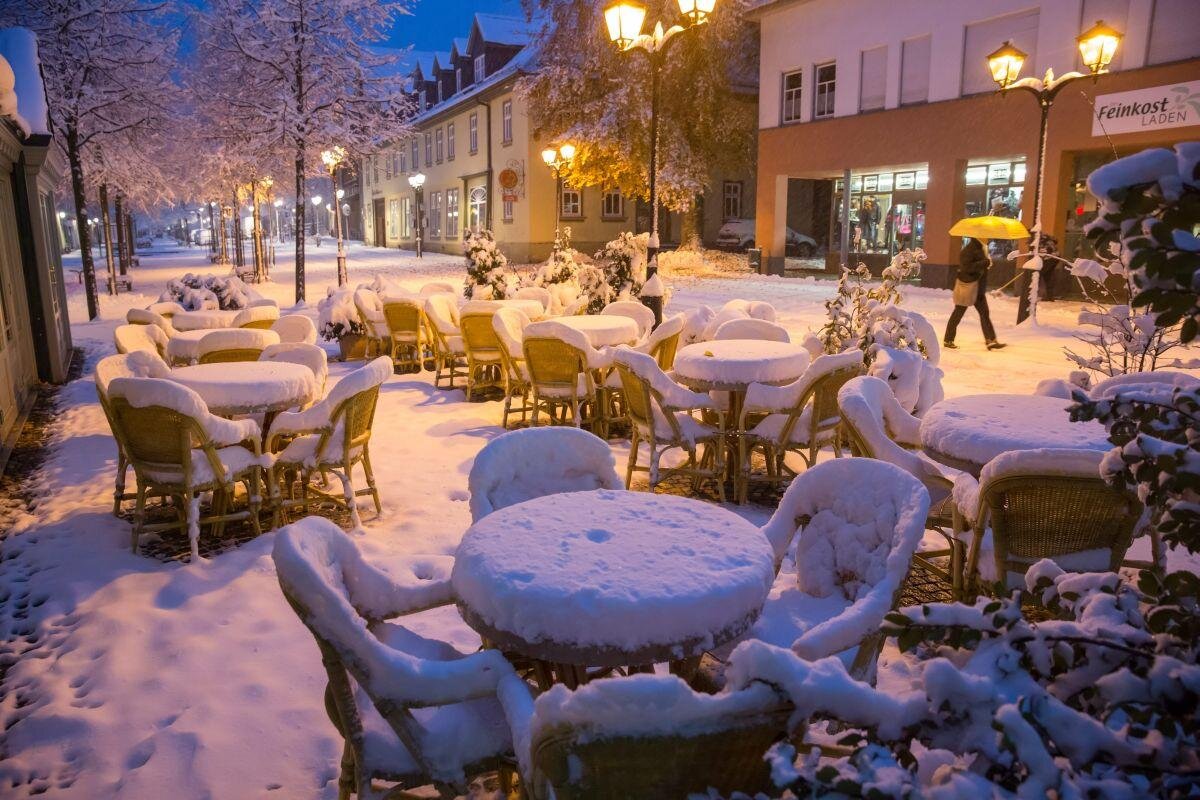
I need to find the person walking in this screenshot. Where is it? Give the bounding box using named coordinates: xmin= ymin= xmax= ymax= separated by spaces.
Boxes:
xmin=944 ymin=237 xmax=1005 ymax=350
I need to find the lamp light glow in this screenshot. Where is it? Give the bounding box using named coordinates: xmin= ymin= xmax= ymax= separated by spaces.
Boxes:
xmin=677 ymin=0 xmax=715 ymax=25
xmin=541 ymin=148 xmax=558 ymax=166
xmin=986 ymin=40 xmax=1027 ymax=90
xmin=408 ymin=172 xmax=426 ymax=189
xmin=604 ymin=1 xmax=646 ymax=48
xmin=559 ymin=143 xmax=576 ymax=161
xmin=1077 ymin=20 xmax=1121 ymax=75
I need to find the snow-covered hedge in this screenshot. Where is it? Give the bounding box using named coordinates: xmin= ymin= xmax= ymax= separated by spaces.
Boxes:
xmin=160 ymin=272 xmax=260 ymax=310
xmin=463 ymin=229 xmax=516 ymax=300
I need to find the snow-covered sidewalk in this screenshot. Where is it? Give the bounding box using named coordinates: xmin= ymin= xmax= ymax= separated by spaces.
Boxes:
xmin=0 ymin=241 xmax=1184 ymax=797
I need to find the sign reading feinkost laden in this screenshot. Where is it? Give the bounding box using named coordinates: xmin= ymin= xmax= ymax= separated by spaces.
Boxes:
xmin=1092 ymin=80 xmax=1200 ymax=136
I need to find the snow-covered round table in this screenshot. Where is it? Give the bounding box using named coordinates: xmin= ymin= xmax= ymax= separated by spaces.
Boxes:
xmin=452 ymin=489 xmax=774 ymax=686
xmin=552 ymin=315 xmax=640 ymax=348
xmin=165 ymin=328 xmax=242 ymax=365
xmin=171 ymin=309 xmax=242 ymax=332
xmin=919 ymin=394 xmax=1110 ymax=476
xmin=673 ymin=340 xmax=810 ymax=392
xmin=168 ymin=362 xmax=318 ymax=418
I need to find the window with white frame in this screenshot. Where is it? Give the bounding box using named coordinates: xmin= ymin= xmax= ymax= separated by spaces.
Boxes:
xmin=429 ymin=191 xmax=442 ymax=236
xmin=401 ymin=197 xmax=412 ymax=237
xmin=501 ymin=100 xmax=512 ymax=144
xmin=456 ymin=68 xmax=463 ymax=92
xmin=859 ymin=47 xmax=886 ymax=112
xmin=722 ymin=181 xmax=742 ymax=220
xmin=364 ymin=158 xmax=371 ymax=186
xmin=469 ymin=113 xmax=478 ymax=153
xmin=435 ymin=128 xmax=444 ymax=162
xmin=424 ymin=132 xmax=432 ymax=164
xmin=411 ymin=138 xmax=418 ymax=169
xmin=781 ymin=71 xmax=803 ymax=123
xmin=900 ymin=35 xmax=931 ymax=105
xmin=372 ymin=156 xmax=379 ymax=183
xmin=400 ymin=148 xmax=406 ymax=173
xmin=502 ymin=198 xmax=513 ymax=222
xmin=602 ymin=190 xmax=623 ymax=218
xmin=447 ymin=123 xmax=455 ymax=160
xmin=474 ymin=54 xmax=486 ymax=83
xmin=469 ymin=186 xmax=487 ymax=230
xmin=813 ymin=62 xmax=836 ymax=118
xmin=561 ymin=186 xmax=582 ymax=218
xmin=446 ymin=189 xmax=459 ymax=237
xmin=387 ymin=198 xmax=399 ymax=238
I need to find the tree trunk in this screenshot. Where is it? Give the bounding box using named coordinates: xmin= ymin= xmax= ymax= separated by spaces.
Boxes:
xmin=680 ymin=195 xmax=703 ymax=250
xmin=232 ymin=192 xmax=244 ymax=273
xmin=65 ymin=122 xmax=98 ymax=320
xmin=115 ymin=194 xmax=129 ymax=275
xmin=126 ymin=208 xmax=136 ymax=257
xmin=294 ymin=148 xmax=306 ymax=304
xmin=98 ymin=183 xmax=117 ymax=294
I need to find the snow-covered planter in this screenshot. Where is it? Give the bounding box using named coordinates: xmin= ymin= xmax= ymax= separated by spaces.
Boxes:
xmin=463 ymin=229 xmax=516 ymax=300
xmin=529 ymin=228 xmax=583 ymax=314
xmin=317 ymin=287 xmax=368 ymax=358
xmin=160 ymin=272 xmax=260 ymax=310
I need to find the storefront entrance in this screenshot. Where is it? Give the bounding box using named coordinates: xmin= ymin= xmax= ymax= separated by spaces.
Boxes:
xmin=831 ymin=167 xmax=929 ymax=265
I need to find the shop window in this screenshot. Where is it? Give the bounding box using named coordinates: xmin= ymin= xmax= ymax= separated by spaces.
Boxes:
xmin=469 ymin=113 xmax=479 ymax=154
xmin=429 ymin=191 xmax=442 ymax=237
xmin=781 ymin=70 xmax=803 ymax=123
xmin=1147 ymin=0 xmax=1200 ymax=65
xmin=722 ymin=181 xmax=742 ymax=220
xmin=813 ymin=63 xmax=836 ymax=119
xmin=447 ymin=123 xmax=455 ymax=161
xmin=502 ymin=100 xmax=513 ymax=144
xmin=962 ymin=9 xmax=1039 ymax=96
xmin=900 ymin=35 xmax=930 ymax=105
xmin=446 ymin=189 xmax=459 ymax=237
xmin=602 ymin=190 xmax=624 ymax=219
xmin=561 ymin=187 xmax=582 ymax=218
xmin=859 ymin=47 xmax=886 ymax=112
xmin=832 ymin=167 xmax=929 ymax=256
xmin=401 ymin=197 xmax=411 ymax=237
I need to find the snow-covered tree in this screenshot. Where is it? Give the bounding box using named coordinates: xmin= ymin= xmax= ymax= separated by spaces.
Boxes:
xmin=518 ymin=0 xmax=757 ymax=215
xmin=463 ymin=229 xmax=515 ymax=300
xmin=585 ymin=231 xmax=647 ymax=312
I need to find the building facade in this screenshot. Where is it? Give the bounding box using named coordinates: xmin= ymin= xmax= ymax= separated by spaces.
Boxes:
xmin=0 ymin=28 xmax=73 ymax=448
xmin=750 ymin=0 xmax=1200 ymax=289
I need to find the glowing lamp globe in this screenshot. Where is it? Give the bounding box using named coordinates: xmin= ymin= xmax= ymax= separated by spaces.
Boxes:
xmin=311 ymin=195 xmax=323 ymax=206
xmin=541 ymin=147 xmax=558 ymax=166
xmin=986 ymin=40 xmax=1027 ymax=90
xmin=1078 ymin=20 xmax=1121 ymax=75
xmin=559 ymin=143 xmax=576 ymax=161
xmin=320 ymin=147 xmax=345 ymax=171
xmin=408 ymin=172 xmax=426 ymax=189
xmin=677 ymin=0 xmax=716 ymax=25
xmin=604 ymin=1 xmax=646 ymax=49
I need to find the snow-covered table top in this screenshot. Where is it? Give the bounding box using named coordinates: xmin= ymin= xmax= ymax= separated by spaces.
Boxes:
xmin=470 ymin=298 xmax=546 ymax=320
xmin=673 ymin=340 xmax=811 ymax=391
xmin=171 ymin=309 xmax=242 ymax=332
xmin=552 ymin=315 xmax=640 ymax=348
xmin=168 ymin=362 xmax=318 ymax=416
xmin=452 ymin=489 xmax=774 ymax=668
xmin=165 ymin=328 xmax=242 ymax=364
xmin=919 ymin=394 xmax=1110 ymax=475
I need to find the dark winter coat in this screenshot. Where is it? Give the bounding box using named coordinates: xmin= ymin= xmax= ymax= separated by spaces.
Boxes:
xmin=956 ymin=238 xmax=990 ymax=283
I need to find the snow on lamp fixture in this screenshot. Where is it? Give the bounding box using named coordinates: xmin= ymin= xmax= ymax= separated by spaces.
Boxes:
xmin=605 ymin=1 xmax=646 ymax=49
xmin=1078 ymin=20 xmax=1121 ymax=75
xmin=986 ymin=41 xmax=1026 ymax=90
xmin=311 ymin=195 xmax=322 ymax=206
xmin=320 ymin=147 xmax=345 ymax=171
xmin=541 ymin=148 xmax=557 ymax=166
xmin=336 ymin=189 xmax=345 ymax=199
xmin=677 ymin=0 xmax=715 ymax=25
xmin=408 ymin=172 xmax=425 ymax=189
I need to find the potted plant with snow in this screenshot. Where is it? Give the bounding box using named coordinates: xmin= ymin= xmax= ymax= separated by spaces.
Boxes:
xmin=317 ymin=288 xmax=369 ymax=360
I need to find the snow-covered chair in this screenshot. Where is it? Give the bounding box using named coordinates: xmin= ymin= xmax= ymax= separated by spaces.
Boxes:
xmin=867 ymin=346 xmax=944 ymax=417
xmin=561 ymin=297 xmax=589 ymax=316
xmin=459 ymin=306 xmax=505 ymax=401
xmin=630 ymin=312 xmax=684 ymax=371
xmin=838 ymin=375 xmax=964 ymax=595
xmin=905 ymin=310 xmax=940 ymax=366
xmin=195 ymin=327 xmax=280 ymax=364
xmin=418 ymin=281 xmax=456 ymax=297
xmin=468 ymin=427 xmax=622 ymax=522
xmin=713 ymin=318 xmax=790 ymax=343
xmin=680 ymin=305 xmax=714 ymax=344
xmin=146 ymin=301 xmax=186 ymax=320
xmin=266 ymin=356 xmax=392 ymax=528
xmin=424 ymin=294 xmax=466 ymax=389
xmin=126 ymin=307 xmax=177 ymax=337
xmin=232 ymin=303 xmax=280 ymax=330
xmin=952 ymin=449 xmax=1144 ymax=599
xmin=271 ymin=516 xmax=532 ymax=798
xmin=95 ymin=351 xmax=171 ymax=515
xmin=259 ymin=343 xmax=329 ymax=398
xmin=746 ymin=301 xmax=777 ymax=322
xmin=114 ymin=323 xmax=169 ymax=359
xmin=515 ymin=286 xmax=552 ymax=315
xmin=738 ymin=351 xmax=865 ymax=502
xmin=246 ymin=298 xmax=277 ymax=310
xmin=527 ymin=674 xmax=790 ymax=800
xmin=601 ymin=300 xmax=655 ymax=338
xmin=381 ymin=299 xmax=424 ymax=373
xmin=753 ymin=458 xmax=928 ymax=678
xmin=270 ymin=314 xmax=318 ymax=345
xmin=611 ymin=347 xmax=726 ymax=500
xmin=492 ymin=308 xmax=533 ymax=428
xmin=700 ymin=302 xmax=750 ymax=341
xmin=522 ymin=320 xmax=611 ymax=430
xmin=106 ymin=376 xmax=265 ymax=561
xmin=353 ymin=289 xmax=389 ymax=357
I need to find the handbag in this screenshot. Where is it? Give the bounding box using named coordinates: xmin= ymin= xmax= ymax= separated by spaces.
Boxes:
xmin=953 ymin=279 xmax=979 ymax=307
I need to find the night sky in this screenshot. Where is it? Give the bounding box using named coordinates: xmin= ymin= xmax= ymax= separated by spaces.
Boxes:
xmin=387 ymin=0 xmax=529 ymax=51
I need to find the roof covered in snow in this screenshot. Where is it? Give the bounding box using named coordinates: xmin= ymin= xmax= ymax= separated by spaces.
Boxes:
xmin=0 ymin=28 xmax=50 ymax=139
xmin=473 ymin=13 xmax=534 ymax=47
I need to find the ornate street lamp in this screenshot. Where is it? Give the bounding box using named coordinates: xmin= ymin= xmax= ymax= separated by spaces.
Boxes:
xmin=541 ymin=143 xmax=576 ymax=242
xmin=321 ymin=147 xmax=349 ymax=285
xmin=605 ymin=0 xmax=715 ymax=327
xmin=408 ymin=172 xmax=426 ymax=258
xmin=987 ymin=20 xmax=1121 ymax=324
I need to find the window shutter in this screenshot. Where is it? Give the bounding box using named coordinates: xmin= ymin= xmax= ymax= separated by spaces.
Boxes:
xmin=900 ymin=36 xmax=930 ymax=105
xmin=859 ymin=46 xmax=887 ymax=111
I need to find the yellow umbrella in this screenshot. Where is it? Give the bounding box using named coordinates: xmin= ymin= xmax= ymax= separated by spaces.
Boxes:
xmin=948 ymin=215 xmax=1030 ymax=241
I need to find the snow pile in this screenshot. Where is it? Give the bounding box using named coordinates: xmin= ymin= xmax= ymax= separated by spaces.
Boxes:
xmin=680 ymin=305 xmax=714 ymax=344
xmin=673 ymin=339 xmax=810 ymax=387
xmin=107 ymin=376 xmax=261 ymax=448
xmin=161 ymin=274 xmax=261 ymax=310
xmin=316 ymin=287 xmax=366 ymax=340
xmin=170 ymin=361 xmax=318 ymax=416
xmin=125 ymin=308 xmax=177 ymax=337
xmin=867 ymin=345 xmax=944 ymax=417
xmin=713 ymin=318 xmax=790 ymax=343
xmin=585 ymin=231 xmax=647 ymax=313
xmin=513 ymin=286 xmax=552 ymax=314
xmin=467 ymin=427 xmax=621 ymax=521
xmin=352 ymin=288 xmax=388 ymax=338
xmin=94 ymin=351 xmax=170 ymax=394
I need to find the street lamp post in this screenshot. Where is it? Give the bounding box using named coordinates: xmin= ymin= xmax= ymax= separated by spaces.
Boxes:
xmin=311 ymin=195 xmax=323 ymax=239
xmin=273 ymin=198 xmax=284 ymax=243
xmin=986 ymin=19 xmax=1122 ymax=325
xmin=408 ymin=172 xmax=426 ymax=258
xmin=541 ymin=143 xmax=576 ymax=243
xmin=605 ymin=0 xmax=715 ymax=327
xmin=321 ymin=147 xmax=348 ymax=286
xmin=336 ymin=188 xmax=349 ymax=244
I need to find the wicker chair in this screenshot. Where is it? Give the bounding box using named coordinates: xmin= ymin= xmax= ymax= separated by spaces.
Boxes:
xmin=105 ymin=376 xmax=264 ymax=561
xmin=631 ymin=313 xmax=684 ymax=371
xmin=266 ymin=357 xmax=392 ymax=528
xmin=272 ymin=517 xmax=532 ymax=800
xmin=424 ymin=294 xmax=467 ymax=390
xmin=271 ymin=314 xmax=318 ymax=345
xmin=418 ymin=281 xmax=456 ymax=297
xmin=601 ymin=301 xmax=655 ymax=339
xmin=953 ymin=448 xmax=1143 ymax=600
xmin=612 ymin=347 xmax=727 ymax=501
xmin=713 ymin=318 xmax=790 ymax=343
xmin=126 ymin=307 xmax=177 ymax=337
xmin=95 ymin=351 xmax=172 ymax=515
xmin=233 ymin=304 xmax=280 ymax=330
xmin=147 ymin=301 xmax=186 ymax=320
xmin=259 ymin=342 xmax=329 ymax=398
xmin=561 ymin=298 xmax=589 ymax=316
xmin=838 ymin=375 xmax=964 ymax=595
xmin=459 ymin=306 xmax=505 ymax=401
xmin=354 ymin=289 xmax=390 ymax=357
xmin=738 ymin=351 xmax=865 ymax=502
xmin=468 ymin=427 xmax=623 ymax=521
xmin=195 ymin=328 xmax=280 ymax=364
xmin=114 ymin=323 xmax=169 ymax=359
xmin=521 ymin=321 xmax=610 ymax=430
xmin=381 ymin=299 xmax=425 ymax=373
xmin=492 ymin=307 xmax=533 ymax=428
xmin=528 ymin=676 xmax=791 ymax=800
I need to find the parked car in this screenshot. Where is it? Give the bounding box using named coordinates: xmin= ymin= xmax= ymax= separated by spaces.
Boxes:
xmin=135 ymin=236 xmax=153 ymax=249
xmin=715 ymin=218 xmax=817 ymax=257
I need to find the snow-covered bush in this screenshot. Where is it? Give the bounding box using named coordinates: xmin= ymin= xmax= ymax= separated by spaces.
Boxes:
xmin=160 ymin=272 xmax=258 ymax=310
xmin=584 ymin=231 xmax=647 ymax=313
xmin=529 ymin=227 xmax=583 ymax=313
xmin=817 ymin=250 xmax=926 ymax=356
xmin=463 ymin=229 xmax=515 ymax=300
xmin=316 ymin=286 xmax=366 ymax=341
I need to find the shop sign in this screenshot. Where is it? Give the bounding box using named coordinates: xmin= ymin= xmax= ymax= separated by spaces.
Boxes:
xmin=915 ymin=170 xmax=928 ymax=190
xmin=1092 ymin=80 xmax=1200 ymax=136
xmin=895 ymin=172 xmax=915 ymax=190
xmin=987 ymin=163 xmax=1011 ymax=185
xmin=499 ymin=159 xmax=525 ymax=202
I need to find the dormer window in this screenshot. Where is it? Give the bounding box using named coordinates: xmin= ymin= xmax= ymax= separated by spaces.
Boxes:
xmin=474 ymin=54 xmax=486 ymax=83
xmin=456 ymin=68 xmax=463 ymax=92
xmin=418 ymin=89 xmax=427 ymax=109
xmin=437 ymin=83 xmax=443 ymax=103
